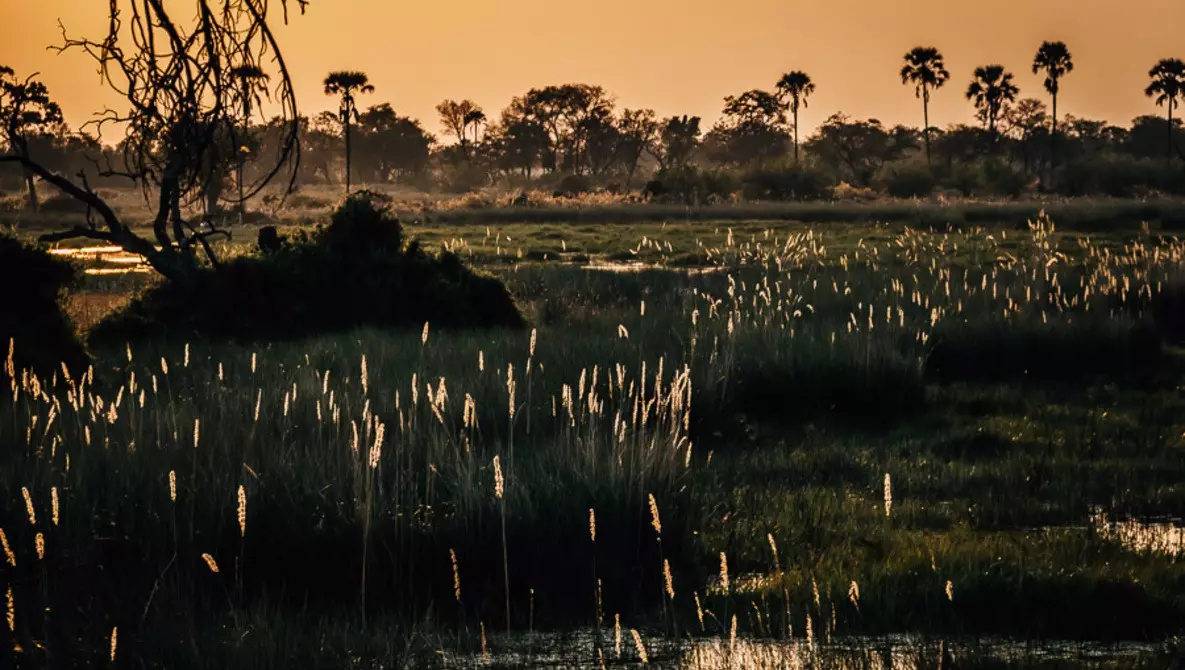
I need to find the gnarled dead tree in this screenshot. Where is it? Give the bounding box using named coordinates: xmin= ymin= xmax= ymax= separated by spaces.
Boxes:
xmin=0 ymin=0 xmax=307 ymax=283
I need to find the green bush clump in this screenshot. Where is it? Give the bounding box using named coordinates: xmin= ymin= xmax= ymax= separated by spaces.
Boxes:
xmin=90 ymin=192 xmax=524 ymax=345
xmin=0 ymin=234 xmax=88 ymax=378
xmin=644 ymin=167 xmax=737 ymax=204
xmin=878 ymin=161 xmax=936 ymax=199
xmin=740 ymin=165 xmax=832 ymax=201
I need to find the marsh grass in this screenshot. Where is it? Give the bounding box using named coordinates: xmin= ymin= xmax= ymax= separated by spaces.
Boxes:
xmin=3 ymin=213 xmax=1185 ymax=666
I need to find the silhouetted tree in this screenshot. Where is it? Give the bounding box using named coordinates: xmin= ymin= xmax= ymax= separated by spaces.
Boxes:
xmin=355 ymin=104 xmax=434 ymax=183
xmin=966 ymin=65 xmax=1020 ymax=144
xmin=806 ymin=114 xmax=909 ymax=186
xmin=1127 ymin=114 xmax=1184 ymax=161
xmin=230 ymin=64 xmax=269 ymax=224
xmin=0 ymin=67 xmax=64 ymax=210
xmin=1001 ymin=98 xmax=1050 ymax=175
xmin=657 ymin=115 xmax=701 ymax=169
xmin=324 ymin=71 xmax=375 ymax=192
xmin=900 ymin=47 xmax=949 ymax=166
xmin=775 ymin=71 xmax=815 ymax=164
xmin=1032 ymin=41 xmax=1074 ymax=168
xmin=509 ymin=84 xmax=613 ymax=173
xmin=490 ymin=108 xmax=550 ymax=177
xmin=1145 ymin=58 xmax=1185 ymax=166
xmin=0 ymin=0 xmax=305 ymax=284
xmin=706 ymin=90 xmax=790 ymax=167
xmin=436 ymin=99 xmax=484 ymax=159
xmin=463 ymin=109 xmax=487 ymax=146
xmin=615 ymin=109 xmax=659 ymax=187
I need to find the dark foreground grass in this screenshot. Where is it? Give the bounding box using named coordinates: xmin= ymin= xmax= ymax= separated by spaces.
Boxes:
xmin=2 ymin=218 xmax=1184 ymax=667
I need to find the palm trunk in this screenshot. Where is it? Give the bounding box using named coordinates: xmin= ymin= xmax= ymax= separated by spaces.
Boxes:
xmin=345 ymin=114 xmax=353 ymax=194
xmin=1168 ymin=98 xmax=1175 ymax=168
xmin=1050 ymin=90 xmax=1058 ymax=177
xmin=923 ymin=86 xmax=931 ymax=167
xmin=23 ymin=169 xmax=38 ymax=212
xmin=791 ymin=107 xmax=801 ymax=166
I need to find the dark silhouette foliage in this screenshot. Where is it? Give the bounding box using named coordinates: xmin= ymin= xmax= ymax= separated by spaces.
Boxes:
xmin=0 ymin=234 xmax=87 ymax=378
xmin=741 ymin=165 xmax=831 ymax=201
xmin=90 ymin=193 xmax=524 ymax=345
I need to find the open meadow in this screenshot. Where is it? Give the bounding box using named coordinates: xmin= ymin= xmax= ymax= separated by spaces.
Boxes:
xmin=2 ymin=195 xmax=1185 ymax=668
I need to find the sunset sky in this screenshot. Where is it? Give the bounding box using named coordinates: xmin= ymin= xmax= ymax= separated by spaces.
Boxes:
xmin=2 ymin=0 xmax=1183 ymax=143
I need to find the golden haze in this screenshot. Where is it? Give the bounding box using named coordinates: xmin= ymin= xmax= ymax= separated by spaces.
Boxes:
xmin=1 ymin=0 xmax=1183 ymax=140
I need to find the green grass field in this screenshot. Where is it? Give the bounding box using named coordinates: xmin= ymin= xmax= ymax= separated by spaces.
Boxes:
xmin=3 ymin=203 xmax=1185 ymax=668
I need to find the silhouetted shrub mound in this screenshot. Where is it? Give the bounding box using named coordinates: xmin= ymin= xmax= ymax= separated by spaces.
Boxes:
xmin=741 ymin=166 xmax=831 ymax=201
xmin=0 ymin=235 xmax=88 ymax=377
xmin=879 ymin=162 xmax=936 ymax=199
xmin=552 ymin=174 xmax=591 ymax=198
xmin=645 ymin=167 xmax=737 ymax=204
xmin=91 ymin=193 xmax=524 ymax=345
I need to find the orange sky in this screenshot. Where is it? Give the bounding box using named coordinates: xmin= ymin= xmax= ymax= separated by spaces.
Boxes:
xmin=2 ymin=0 xmax=1183 ymax=142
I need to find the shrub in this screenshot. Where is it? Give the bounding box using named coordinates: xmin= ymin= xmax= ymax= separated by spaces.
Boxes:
xmin=740 ymin=166 xmax=831 ymax=201
xmin=90 ymin=193 xmax=525 ymax=345
xmin=645 ymin=167 xmax=738 ymax=205
xmin=1056 ymin=155 xmax=1185 ymax=198
xmin=980 ymin=160 xmax=1029 ymax=199
xmin=943 ymin=163 xmax=982 ymax=197
xmin=0 ymin=234 xmax=88 ymax=377
xmin=553 ymin=174 xmax=591 ymax=198
xmin=879 ymin=161 xmax=936 ymax=199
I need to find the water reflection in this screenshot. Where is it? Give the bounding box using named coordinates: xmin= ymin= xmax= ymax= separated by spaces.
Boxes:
xmin=438 ymin=631 xmax=1157 ymax=669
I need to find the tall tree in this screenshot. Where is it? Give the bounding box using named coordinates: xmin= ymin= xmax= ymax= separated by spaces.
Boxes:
xmin=900 ymin=47 xmax=949 ymax=166
xmin=775 ymin=71 xmax=815 ymax=164
xmin=509 ymin=84 xmax=613 ymax=173
xmin=230 ymin=64 xmax=269 ymax=224
xmin=324 ymin=71 xmax=375 ymax=193
xmin=615 ymin=109 xmax=660 ymax=187
xmin=707 ymin=90 xmax=791 ymax=167
xmin=965 ymin=65 xmax=1020 ymax=144
xmin=463 ymin=109 xmax=487 ymax=146
xmin=0 ymin=0 xmax=305 ymax=283
xmin=0 ymin=67 xmax=64 ymax=211
xmin=1032 ymin=41 xmax=1074 ymax=167
xmin=436 ymin=99 xmax=483 ymax=157
xmin=657 ymin=115 xmax=701 ymax=169
xmin=1145 ymin=58 xmax=1185 ymax=166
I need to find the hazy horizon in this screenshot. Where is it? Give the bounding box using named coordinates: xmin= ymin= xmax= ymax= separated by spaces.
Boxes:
xmin=3 ymin=0 xmax=1184 ymax=142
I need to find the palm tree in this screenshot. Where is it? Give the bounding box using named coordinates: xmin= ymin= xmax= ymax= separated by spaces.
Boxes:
xmin=775 ymin=71 xmax=815 ymax=164
xmin=900 ymin=47 xmax=950 ymax=166
xmin=1032 ymin=41 xmax=1074 ymax=166
xmin=230 ymin=64 xmax=269 ymax=224
xmin=463 ymin=109 xmax=487 ymax=147
xmin=1145 ymin=58 xmax=1185 ymax=166
xmin=323 ymin=71 xmax=375 ymax=193
xmin=965 ymin=65 xmax=1019 ymax=144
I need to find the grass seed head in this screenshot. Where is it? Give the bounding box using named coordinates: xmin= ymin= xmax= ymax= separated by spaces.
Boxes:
xmin=201 ymin=553 xmax=220 ymax=573
xmin=237 ymin=485 xmax=247 ymax=537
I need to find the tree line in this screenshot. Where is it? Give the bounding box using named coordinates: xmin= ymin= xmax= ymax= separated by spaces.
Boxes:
xmin=4 ymin=43 xmax=1185 ymax=209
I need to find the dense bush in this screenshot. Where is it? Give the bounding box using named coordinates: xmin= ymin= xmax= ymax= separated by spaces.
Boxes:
xmin=643 ymin=166 xmax=737 ymax=204
xmin=553 ymin=173 xmax=592 ymax=198
xmin=878 ymin=161 xmax=936 ymax=199
xmin=740 ymin=165 xmax=831 ymax=201
xmin=90 ymin=193 xmax=524 ymax=345
xmin=0 ymin=234 xmax=88 ymax=377
xmin=980 ymin=160 xmax=1030 ymax=199
xmin=1055 ymin=155 xmax=1185 ymax=198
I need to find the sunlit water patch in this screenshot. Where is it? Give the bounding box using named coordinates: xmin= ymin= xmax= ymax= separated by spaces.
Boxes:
xmin=435 ymin=630 xmax=1160 ymax=669
xmin=1092 ymin=507 xmax=1185 ymax=556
